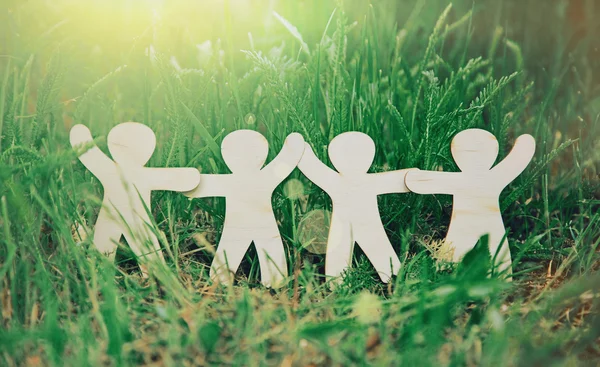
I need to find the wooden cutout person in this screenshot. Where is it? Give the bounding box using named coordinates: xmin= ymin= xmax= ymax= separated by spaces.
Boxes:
xmin=185 ymin=130 xmax=305 ymax=288
xmin=405 ymin=128 xmax=536 ymax=274
xmin=70 ymin=123 xmax=201 ymax=273
xmin=298 ymin=132 xmax=413 ymax=283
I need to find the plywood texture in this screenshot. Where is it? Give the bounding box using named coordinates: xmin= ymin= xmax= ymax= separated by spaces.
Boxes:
xmin=185 ymin=130 xmax=305 ymax=288
xmin=405 ymin=129 xmax=536 ymax=275
xmin=71 ymin=123 xmax=201 ymax=274
xmin=298 ymin=132 xmax=414 ymax=283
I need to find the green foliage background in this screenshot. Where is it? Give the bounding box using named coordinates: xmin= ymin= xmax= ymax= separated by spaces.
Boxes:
xmin=0 ymin=0 xmax=599 ymax=365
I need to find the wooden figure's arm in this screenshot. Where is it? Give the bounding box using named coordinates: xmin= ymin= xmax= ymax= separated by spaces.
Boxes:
xmin=404 ymin=169 xmax=462 ymax=195
xmin=372 ymin=168 xmax=418 ymax=195
xmin=297 ymin=142 xmax=339 ymax=192
xmin=184 ymin=174 xmax=228 ymax=198
xmin=146 ymin=168 xmax=201 ymax=192
xmin=69 ymin=124 xmax=115 ymax=178
xmin=491 ymin=134 xmax=536 ymax=186
xmin=262 ymin=133 xmax=305 ymax=183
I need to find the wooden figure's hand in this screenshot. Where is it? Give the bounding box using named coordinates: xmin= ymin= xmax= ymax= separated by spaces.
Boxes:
xmin=184 ymin=174 xmax=228 ymax=198
xmin=405 ymin=169 xmax=461 ymax=195
xmin=147 ymin=168 xmax=201 ymax=192
xmin=70 ymin=124 xmax=94 ymax=147
xmin=70 ymin=124 xmax=115 ymax=179
xmin=297 ymin=143 xmax=339 ymax=192
xmin=373 ymin=168 xmax=419 ymax=195
xmin=262 ymin=133 xmax=305 ymax=183
xmin=491 ymin=134 xmax=536 ymax=186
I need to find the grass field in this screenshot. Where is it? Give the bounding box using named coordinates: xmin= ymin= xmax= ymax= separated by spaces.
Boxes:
xmin=1 ymin=0 xmax=599 ymax=365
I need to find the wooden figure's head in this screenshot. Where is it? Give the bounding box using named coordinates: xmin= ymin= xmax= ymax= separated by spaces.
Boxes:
xmin=329 ymin=132 xmax=375 ymax=174
xmin=107 ymin=122 xmax=157 ymax=166
xmin=451 ymin=129 xmax=499 ymax=172
xmin=221 ymin=130 xmax=269 ymax=173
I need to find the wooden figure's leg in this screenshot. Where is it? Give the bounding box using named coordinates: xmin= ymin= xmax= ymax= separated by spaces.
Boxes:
xmin=492 ymin=237 xmax=512 ymax=277
xmin=354 ymin=225 xmax=401 ymax=283
xmin=133 ymin=218 xmax=166 ymax=263
xmin=447 ymin=222 xmax=513 ymax=279
xmin=122 ymin=229 xmax=163 ymax=277
xmin=92 ymin=209 xmax=122 ymax=261
xmin=254 ymin=236 xmax=288 ymax=288
xmin=210 ymin=230 xmax=249 ymax=286
xmin=147 ymin=232 xmax=166 ymax=263
xmin=445 ymin=223 xmax=479 ymax=263
xmin=488 ymin=224 xmax=513 ymax=278
xmin=324 ymin=213 xmax=353 ymax=281
xmin=448 ymin=236 xmax=480 ymax=263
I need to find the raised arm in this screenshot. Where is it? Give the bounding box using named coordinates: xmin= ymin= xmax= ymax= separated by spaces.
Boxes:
xmin=297 ymin=142 xmax=340 ymax=192
xmin=490 ymin=134 xmax=536 ymax=186
xmin=145 ymin=167 xmax=201 ymax=192
xmin=261 ymin=133 xmax=305 ymax=184
xmin=70 ymin=124 xmax=115 ymax=179
xmin=372 ymin=168 xmax=418 ymax=195
xmin=404 ymin=169 xmax=463 ymax=195
xmin=184 ymin=174 xmax=229 ymax=198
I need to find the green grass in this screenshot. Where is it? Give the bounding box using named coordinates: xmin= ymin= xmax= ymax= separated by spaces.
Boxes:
xmin=1 ymin=0 xmax=599 ymax=365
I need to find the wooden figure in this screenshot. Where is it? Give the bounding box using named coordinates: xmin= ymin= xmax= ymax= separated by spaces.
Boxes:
xmin=70 ymin=123 xmax=201 ymax=274
xmin=297 ymin=132 xmax=414 ymax=283
xmin=185 ymin=130 xmax=305 ymax=288
xmin=404 ymin=129 xmax=536 ymax=275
